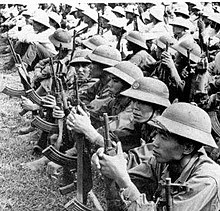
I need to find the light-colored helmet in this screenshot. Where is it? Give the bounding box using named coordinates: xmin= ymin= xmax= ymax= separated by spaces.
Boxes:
xmin=82 ymin=35 xmax=110 ymax=50
xmin=112 ymin=6 xmax=125 ymax=17
xmin=149 ymin=102 xmax=218 ymax=148
xmin=121 ymin=77 xmax=170 ymax=108
xmin=174 ymin=7 xmax=190 ymax=18
xmin=49 ymin=28 xmax=72 ymax=49
xmin=171 ymin=39 xmax=201 ymax=63
xmin=156 ymin=35 xmax=177 ymax=55
xmin=104 ymin=61 xmax=143 ymax=85
xmin=82 ymin=8 xmax=98 ymax=23
xmin=125 ymin=5 xmax=139 ymax=16
xmin=47 ymin=11 xmax=62 ymax=27
xmin=31 ymin=9 xmax=50 ymax=28
xmin=88 ymin=45 xmax=121 ymax=67
xmin=69 ymin=49 xmax=92 ymax=65
xmin=169 ymin=17 xmax=191 ymax=30
xmin=149 ymin=6 xmax=164 ymax=22
xmin=126 ymin=31 xmax=156 ymax=50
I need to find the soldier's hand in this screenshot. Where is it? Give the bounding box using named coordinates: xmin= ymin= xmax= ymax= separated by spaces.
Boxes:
xmin=66 ymin=105 xmax=91 ymax=133
xmin=161 ymin=51 xmax=176 ymax=70
xmin=97 ymin=142 xmax=131 ymax=187
xmin=21 ymin=96 xmax=40 ymax=111
xmin=52 ymin=106 xmax=65 ymax=119
xmin=181 ymin=68 xmax=189 ymax=78
xmin=42 ymin=95 xmax=56 ymax=108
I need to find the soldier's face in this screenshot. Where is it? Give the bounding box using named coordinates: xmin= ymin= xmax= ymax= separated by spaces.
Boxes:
xmin=75 ymin=63 xmax=91 ymax=80
xmin=108 ymin=75 xmax=124 ymax=95
xmin=152 ymin=129 xmax=185 ymax=163
xmin=131 ymin=100 xmax=155 ymax=123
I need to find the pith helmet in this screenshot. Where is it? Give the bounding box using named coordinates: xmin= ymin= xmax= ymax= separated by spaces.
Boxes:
xmin=149 ymin=6 xmax=164 ymax=22
xmin=171 ymin=39 xmax=201 ymax=63
xmin=104 ymin=61 xmax=143 ymax=85
xmin=169 ymin=17 xmax=191 ymax=30
xmin=69 ymin=49 xmax=92 ymax=65
xmin=174 ymin=7 xmax=190 ymax=19
xmin=31 ymin=9 xmax=50 ymax=28
xmin=126 ymin=31 xmax=156 ymax=50
xmin=156 ymin=35 xmax=177 ymax=55
xmin=82 ymin=35 xmax=110 ymax=50
xmin=49 ymin=28 xmax=72 ymax=49
xmin=88 ymin=45 xmax=121 ymax=67
xmin=48 ymin=11 xmax=62 ymax=27
xmin=149 ymin=102 xmax=218 ymax=148
xmin=121 ymin=77 xmax=170 ymax=108
xmin=125 ymin=5 xmax=139 ymax=16
xmin=112 ymin=6 xmax=125 ymax=17
xmin=82 ymin=8 xmax=98 ymax=23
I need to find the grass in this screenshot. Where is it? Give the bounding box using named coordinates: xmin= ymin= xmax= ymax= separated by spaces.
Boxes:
xmin=0 ymin=40 xmax=106 ymax=211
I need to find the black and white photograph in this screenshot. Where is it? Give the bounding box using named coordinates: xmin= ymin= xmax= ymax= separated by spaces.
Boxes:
xmin=0 ymin=1 xmax=220 ymax=210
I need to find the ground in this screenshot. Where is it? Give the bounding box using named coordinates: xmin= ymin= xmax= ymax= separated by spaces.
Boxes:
xmin=0 ymin=37 xmax=105 ymax=211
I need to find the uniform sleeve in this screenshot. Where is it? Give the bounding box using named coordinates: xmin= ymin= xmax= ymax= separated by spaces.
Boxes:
xmin=120 ymin=182 xmax=156 ymax=211
xmin=172 ymin=175 xmax=220 ymax=211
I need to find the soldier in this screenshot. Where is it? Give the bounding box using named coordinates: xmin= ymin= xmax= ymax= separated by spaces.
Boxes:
xmin=80 ymin=45 xmax=121 ymax=111
xmin=125 ymin=30 xmax=156 ymax=76
xmin=67 ymin=77 xmax=170 ymax=153
xmin=92 ymin=102 xmax=220 ymax=211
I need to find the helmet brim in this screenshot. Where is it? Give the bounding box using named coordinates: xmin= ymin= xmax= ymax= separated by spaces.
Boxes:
xmin=121 ymin=88 xmax=170 ymax=108
xmin=148 ymin=116 xmax=218 ymax=148
xmin=49 ymin=34 xmax=72 ymax=50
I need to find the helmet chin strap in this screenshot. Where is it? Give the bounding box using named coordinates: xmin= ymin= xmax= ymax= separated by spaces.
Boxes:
xmin=146 ymin=107 xmax=155 ymax=123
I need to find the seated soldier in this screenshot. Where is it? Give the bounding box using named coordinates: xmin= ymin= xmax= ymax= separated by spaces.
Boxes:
xmin=66 ymin=77 xmax=170 ymax=154
xmin=92 ymin=102 xmax=220 ymax=211
xmin=125 ymin=31 xmax=156 ymax=76
xmin=14 ymin=9 xmax=57 ymax=72
xmin=90 ymin=61 xmax=143 ymax=129
xmin=80 ymin=45 xmax=121 ymax=111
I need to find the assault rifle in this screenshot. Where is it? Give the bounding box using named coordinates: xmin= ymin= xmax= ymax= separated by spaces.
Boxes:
xmin=70 ymin=30 xmax=76 ymax=61
xmin=64 ymin=75 xmax=93 ymax=210
xmin=103 ymin=113 xmax=127 ymax=211
xmin=133 ymin=8 xmax=138 ymax=31
xmin=7 ymin=36 xmax=19 ymax=63
xmin=31 ymin=116 xmax=59 ymax=133
xmin=161 ymin=178 xmax=189 ymax=211
xmin=50 ymin=57 xmax=64 ymax=150
xmin=2 ymin=86 xmax=26 ymax=98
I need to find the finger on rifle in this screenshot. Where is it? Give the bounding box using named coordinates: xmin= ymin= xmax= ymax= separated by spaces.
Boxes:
xmin=21 ymin=95 xmax=28 ymax=101
xmin=66 ymin=119 xmax=74 ymax=130
xmin=116 ymin=141 xmax=123 ymax=155
xmin=77 ymin=105 xmax=88 ymax=116
xmin=45 ymin=94 xmax=55 ymax=100
xmin=70 ymin=107 xmax=76 ymax=115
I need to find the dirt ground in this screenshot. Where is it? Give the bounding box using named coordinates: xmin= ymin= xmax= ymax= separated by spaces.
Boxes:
xmin=0 ymin=37 xmax=105 ymax=210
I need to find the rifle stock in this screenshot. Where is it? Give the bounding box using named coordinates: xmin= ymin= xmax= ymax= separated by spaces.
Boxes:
xmin=2 ymin=86 xmax=26 ymax=98
xmin=31 ymin=116 xmax=59 ymax=133
xmin=42 ymin=145 xmax=77 ymax=168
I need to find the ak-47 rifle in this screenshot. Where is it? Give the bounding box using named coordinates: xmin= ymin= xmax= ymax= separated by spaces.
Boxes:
xmin=162 ymin=178 xmax=189 ymax=211
xmin=2 ymin=86 xmax=26 ymax=98
xmin=133 ymin=8 xmax=138 ymax=31
xmin=7 ymin=35 xmax=19 ymax=63
xmin=70 ymin=30 xmax=76 ymax=61
xmin=31 ymin=115 xmax=59 ymax=133
xmin=49 ymin=57 xmax=64 ymax=150
xmin=103 ymin=113 xmax=127 ymax=211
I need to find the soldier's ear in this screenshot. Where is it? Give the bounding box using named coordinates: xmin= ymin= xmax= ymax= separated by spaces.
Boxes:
xmin=183 ymin=142 xmax=195 ymax=155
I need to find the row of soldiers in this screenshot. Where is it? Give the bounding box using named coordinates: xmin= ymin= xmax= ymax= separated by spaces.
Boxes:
xmin=1 ymin=2 xmax=220 ymax=210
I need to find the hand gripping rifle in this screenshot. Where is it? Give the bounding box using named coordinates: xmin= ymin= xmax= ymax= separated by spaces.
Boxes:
xmin=64 ymin=75 xmax=93 ymax=211
xmin=103 ymin=113 xmax=127 ymax=211
xmin=50 ymin=57 xmax=64 ymax=150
